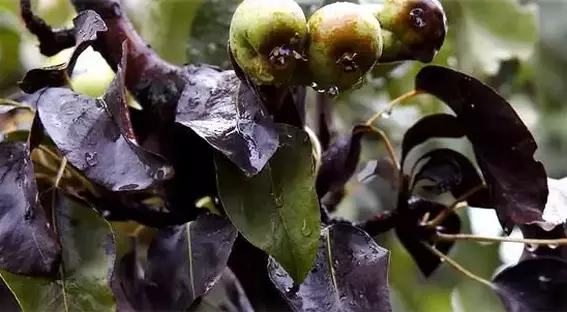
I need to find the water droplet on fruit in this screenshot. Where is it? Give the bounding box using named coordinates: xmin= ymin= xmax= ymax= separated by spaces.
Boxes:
xmin=539 ymin=275 xmax=551 ymax=283
xmin=85 ymin=152 xmax=98 ymax=167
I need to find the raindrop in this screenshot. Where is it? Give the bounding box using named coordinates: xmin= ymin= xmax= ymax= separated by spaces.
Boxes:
xmin=380 ymin=108 xmax=392 ymax=119
xmin=85 ymin=152 xmax=98 ymax=167
xmin=301 ymin=219 xmax=312 ymax=237
xmin=439 ymin=257 xmax=446 ymax=262
xmin=470 ymin=103 xmax=476 ymax=109
xmin=326 ymin=86 xmax=339 ymax=97
xmin=548 ymin=244 xmax=559 ymax=249
xmin=526 ymin=244 xmax=538 ymax=252
xmin=275 ymin=196 xmax=284 ymax=207
xmin=539 ymin=275 xmax=551 ymax=283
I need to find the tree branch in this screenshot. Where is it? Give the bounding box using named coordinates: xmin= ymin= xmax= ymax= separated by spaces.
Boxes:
xmin=20 ymin=0 xmax=76 ymax=56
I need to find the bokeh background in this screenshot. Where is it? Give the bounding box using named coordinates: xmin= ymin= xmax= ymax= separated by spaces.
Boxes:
xmin=0 ymin=0 xmax=565 ymax=311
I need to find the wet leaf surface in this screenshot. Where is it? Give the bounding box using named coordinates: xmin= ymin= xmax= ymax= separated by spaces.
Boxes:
xmin=191 ymin=267 xmax=254 ymax=312
xmin=316 ymin=125 xmax=369 ymax=198
xmin=492 ymin=257 xmax=567 ymax=312
xmin=215 ymin=124 xmax=321 ymax=284
xmin=176 ymin=65 xmax=278 ymax=177
xmin=0 ymin=141 xmax=60 ymax=276
xmin=18 ymin=10 xmax=107 ymax=94
xmin=32 ymin=49 xmax=174 ymax=192
xmin=113 ymin=213 xmax=238 ymax=311
xmin=395 ymin=197 xmax=461 ymax=277
xmin=268 ymin=222 xmax=392 ymax=312
xmin=410 ymin=148 xmax=490 ymax=207
xmin=1 ymin=191 xmax=116 ymax=312
xmin=415 ymin=65 xmax=548 ymax=233
xmin=400 ymin=114 xmax=465 ymax=164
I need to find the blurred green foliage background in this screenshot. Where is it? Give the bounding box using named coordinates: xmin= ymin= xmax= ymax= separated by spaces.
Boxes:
xmin=0 ymin=0 xmax=564 ymax=311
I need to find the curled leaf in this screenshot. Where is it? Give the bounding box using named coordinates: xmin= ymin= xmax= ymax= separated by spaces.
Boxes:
xmin=316 ymin=125 xmax=369 ymax=198
xmin=415 ymin=65 xmax=548 ymax=233
xmin=395 ymin=197 xmax=460 ymax=277
xmin=18 ymin=10 xmax=108 ymax=94
xmin=268 ymin=222 xmax=392 ymax=312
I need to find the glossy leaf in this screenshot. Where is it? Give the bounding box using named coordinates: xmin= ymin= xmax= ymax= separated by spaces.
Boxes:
xmin=1 ymin=191 xmax=116 ymax=312
xmin=400 ymin=114 xmax=465 ymax=164
xmin=492 ymin=257 xmax=567 ymax=312
xmin=113 ymin=213 xmax=238 ymax=311
xmin=32 ymin=49 xmax=174 ymax=191
xmin=176 ymin=65 xmax=278 ymax=177
xmin=316 ymin=125 xmax=369 ymax=198
xmin=415 ymin=65 xmax=548 ymax=233
xmin=410 ymin=148 xmax=490 ymax=207
xmin=191 ymin=267 xmax=254 ymax=312
xmin=395 ymin=197 xmax=460 ymax=277
xmin=0 ymin=141 xmax=61 ymax=276
xmin=268 ymin=222 xmax=392 ymax=312
xmin=215 ymin=124 xmax=321 ymax=284
xmin=18 ymin=10 xmax=108 ymax=94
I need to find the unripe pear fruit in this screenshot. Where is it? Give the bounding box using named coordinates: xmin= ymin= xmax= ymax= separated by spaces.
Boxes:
xmin=228 ymin=0 xmax=308 ymax=86
xmin=365 ymin=0 xmax=447 ymax=63
xmin=305 ymin=2 xmax=383 ymax=93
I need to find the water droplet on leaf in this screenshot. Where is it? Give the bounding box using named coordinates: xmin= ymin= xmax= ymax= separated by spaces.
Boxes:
xmin=526 ymin=244 xmax=538 ymax=252
xmin=85 ymin=152 xmax=98 ymax=167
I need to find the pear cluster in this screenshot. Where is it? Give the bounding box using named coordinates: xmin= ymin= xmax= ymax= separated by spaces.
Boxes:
xmin=229 ymin=0 xmax=447 ymax=94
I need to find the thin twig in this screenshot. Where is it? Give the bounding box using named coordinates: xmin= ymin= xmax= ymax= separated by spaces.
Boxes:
xmin=365 ymin=89 xmax=423 ymax=126
xmin=421 ymin=241 xmax=493 ymax=288
xmin=426 ymin=184 xmax=487 ymax=227
xmin=20 ymin=0 xmax=76 ymax=56
xmin=435 ymin=233 xmax=567 ymax=246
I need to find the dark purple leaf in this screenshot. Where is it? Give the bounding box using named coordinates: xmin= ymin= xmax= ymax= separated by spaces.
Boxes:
xmin=415 ymin=65 xmax=548 ymax=233
xmin=401 ymin=114 xmax=465 ymax=164
xmin=18 ymin=10 xmax=107 ymax=94
xmin=191 ymin=268 xmax=254 ymax=312
xmin=0 ymin=279 xmax=20 ymax=312
xmin=268 ymin=222 xmax=392 ymax=312
xmin=114 ymin=213 xmax=238 ymax=311
xmin=395 ymin=197 xmax=460 ymax=277
xmin=175 ymin=64 xmax=278 ymax=177
xmin=411 ymin=148 xmax=491 ymax=207
xmin=228 ymin=236 xmax=292 ymax=312
xmin=316 ymin=125 xmax=370 ymax=198
xmin=519 ymin=224 xmax=567 ymax=261
xmin=32 ymin=47 xmax=174 ymax=192
xmin=0 ymin=141 xmax=61 ymax=276
xmin=493 ymin=257 xmax=567 ymax=312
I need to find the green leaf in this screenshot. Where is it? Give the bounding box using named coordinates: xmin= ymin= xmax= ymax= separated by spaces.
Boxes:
xmin=142 ymin=0 xmax=204 ymax=65
xmin=1 ymin=191 xmax=116 ymax=312
xmin=442 ymin=0 xmax=538 ymax=78
xmin=0 ymin=10 xmax=22 ymax=86
xmin=215 ymin=124 xmax=321 ymax=284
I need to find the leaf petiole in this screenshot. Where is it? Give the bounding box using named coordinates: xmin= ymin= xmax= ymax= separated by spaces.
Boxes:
xmin=421 ymin=241 xmax=493 ymax=288
xmin=365 ymin=89 xmax=423 ymax=126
